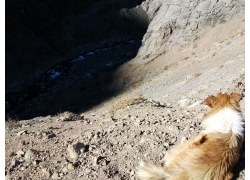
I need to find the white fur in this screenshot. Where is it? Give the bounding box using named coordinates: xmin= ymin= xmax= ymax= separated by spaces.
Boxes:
xmin=202 ymin=108 xmax=244 ymax=137
xmin=137 ymin=161 xmax=168 ymax=179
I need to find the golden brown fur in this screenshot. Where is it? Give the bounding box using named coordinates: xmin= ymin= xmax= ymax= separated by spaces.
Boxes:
xmin=136 ymin=92 xmax=244 ymax=180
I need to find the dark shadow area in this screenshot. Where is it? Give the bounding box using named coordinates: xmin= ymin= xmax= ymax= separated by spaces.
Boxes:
xmin=232 ymin=141 xmax=245 ymax=180
xmin=5 ymin=0 xmax=149 ymax=120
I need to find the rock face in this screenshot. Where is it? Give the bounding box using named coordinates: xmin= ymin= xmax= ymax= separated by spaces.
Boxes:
xmin=6 ymin=0 xmax=244 ymax=94
xmin=5 ymin=0 xmax=245 ymax=120
xmin=137 ymin=0 xmax=244 ymax=57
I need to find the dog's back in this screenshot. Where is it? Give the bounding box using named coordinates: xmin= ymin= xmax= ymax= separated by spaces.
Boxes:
xmin=166 ymin=133 xmax=243 ymax=180
xmin=136 ymin=92 xmax=244 ymax=180
xmin=137 ymin=132 xmax=243 ymax=180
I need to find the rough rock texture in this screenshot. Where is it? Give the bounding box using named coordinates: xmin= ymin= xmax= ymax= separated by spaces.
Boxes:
xmin=5 ymin=0 xmax=245 ymax=121
xmin=5 ymin=1 xmax=245 ymax=179
xmin=5 ymin=18 xmax=245 ymax=179
xmin=5 ymin=74 xmax=245 ymax=179
xmin=138 ymin=0 xmax=244 ymax=57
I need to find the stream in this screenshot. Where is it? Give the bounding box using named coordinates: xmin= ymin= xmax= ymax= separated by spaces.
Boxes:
xmin=6 ymin=39 xmax=142 ymax=119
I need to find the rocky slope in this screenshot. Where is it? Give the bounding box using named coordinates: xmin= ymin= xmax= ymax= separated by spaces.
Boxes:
xmin=5 ymin=0 xmax=245 ymax=121
xmin=5 ymin=17 xmax=245 ymax=180
xmin=5 ymin=0 xmax=245 ymax=179
xmin=138 ymin=0 xmax=244 ymax=58
xmin=5 ymin=75 xmax=245 ymax=179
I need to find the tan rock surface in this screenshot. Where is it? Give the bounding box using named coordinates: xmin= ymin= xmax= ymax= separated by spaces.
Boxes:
xmin=5 ymin=14 xmax=245 ymax=179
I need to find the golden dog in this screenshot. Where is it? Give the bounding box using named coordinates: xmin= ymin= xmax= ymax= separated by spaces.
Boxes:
xmin=136 ymin=92 xmax=244 ymax=180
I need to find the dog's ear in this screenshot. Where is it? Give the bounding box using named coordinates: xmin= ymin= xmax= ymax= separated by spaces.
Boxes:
xmin=204 ymin=95 xmax=216 ymax=108
xmin=230 ymin=92 xmax=242 ymax=104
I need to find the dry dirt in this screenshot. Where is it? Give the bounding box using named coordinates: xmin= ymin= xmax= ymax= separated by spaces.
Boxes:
xmin=5 ymin=15 xmax=245 ymax=179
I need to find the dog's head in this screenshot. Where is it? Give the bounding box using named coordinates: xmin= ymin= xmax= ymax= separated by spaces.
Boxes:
xmin=204 ymin=92 xmax=242 ymax=112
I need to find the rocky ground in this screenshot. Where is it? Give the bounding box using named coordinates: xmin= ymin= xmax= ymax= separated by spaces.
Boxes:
xmin=5 ymin=77 xmax=245 ymax=180
xmin=5 ymin=14 xmax=245 ymax=180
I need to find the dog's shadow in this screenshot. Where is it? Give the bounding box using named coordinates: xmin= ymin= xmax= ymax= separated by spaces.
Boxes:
xmin=232 ymin=141 xmax=245 ymax=180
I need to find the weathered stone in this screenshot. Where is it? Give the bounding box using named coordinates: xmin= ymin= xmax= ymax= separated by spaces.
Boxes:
xmin=59 ymin=112 xmax=75 ymax=121
xmin=21 ymin=123 xmax=31 ymax=128
xmin=52 ymin=172 xmax=59 ymax=179
xmin=130 ymin=170 xmax=135 ymax=176
xmin=24 ymin=149 xmax=36 ymax=161
xmin=67 ymin=163 xmax=75 ymax=170
xmin=84 ymin=168 xmax=92 ymax=175
xmin=171 ymin=137 xmax=177 ymax=143
xmin=163 ymin=142 xmax=169 ymax=147
xmin=188 ymin=100 xmax=203 ymax=109
xmin=144 ymin=130 xmax=151 ymax=135
xmin=11 ymin=159 xmax=20 ymax=167
xmin=39 ymin=161 xmax=50 ymax=169
xmin=177 ymin=99 xmax=190 ymax=108
xmin=184 ymin=126 xmax=190 ymax=131
xmin=67 ymin=144 xmax=79 ymax=159
xmin=16 ymin=150 xmax=25 ymax=157
xmin=115 ymin=121 xmax=125 ymax=128
xmin=101 ymin=160 xmax=107 ymax=166
xmin=18 ymin=140 xmax=25 ymax=147
xmin=42 ymin=132 xmax=48 ymax=137
xmin=168 ymin=125 xmax=178 ymax=132
xmin=5 ymin=175 xmax=11 ymax=180
xmin=42 ymin=168 xmax=51 ymax=178
xmin=33 ymin=160 xmax=41 ymax=166
xmin=17 ymin=130 xmax=27 ymax=136
xmin=62 ymin=166 xmax=68 ymax=172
